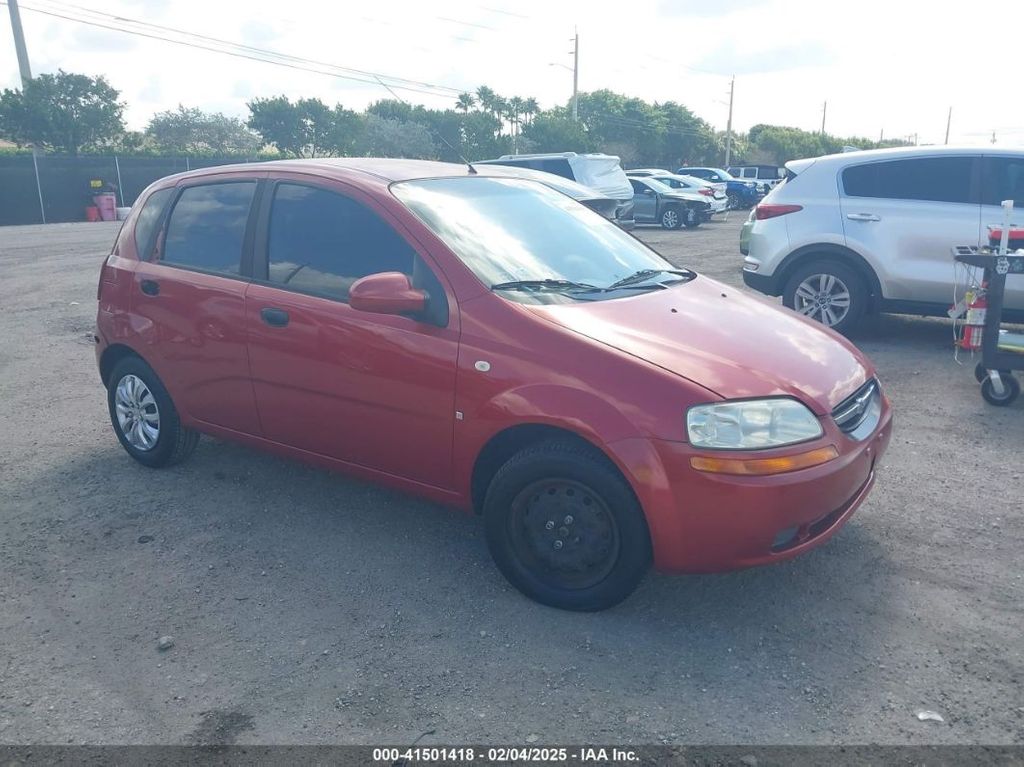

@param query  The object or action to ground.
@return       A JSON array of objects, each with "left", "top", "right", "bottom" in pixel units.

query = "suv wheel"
[
  {"left": 483, "top": 440, "right": 652, "bottom": 611},
  {"left": 107, "top": 356, "right": 199, "bottom": 468},
  {"left": 660, "top": 207, "right": 681, "bottom": 230},
  {"left": 783, "top": 259, "right": 867, "bottom": 334}
]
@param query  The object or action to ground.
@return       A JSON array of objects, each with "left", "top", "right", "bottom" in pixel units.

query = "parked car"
[
  {"left": 479, "top": 164, "right": 626, "bottom": 227},
  {"left": 740, "top": 146, "right": 1024, "bottom": 333},
  {"left": 96, "top": 158, "right": 891, "bottom": 611},
  {"left": 475, "top": 152, "right": 635, "bottom": 229},
  {"left": 645, "top": 173, "right": 729, "bottom": 214},
  {"left": 728, "top": 165, "right": 786, "bottom": 193},
  {"left": 678, "top": 166, "right": 761, "bottom": 209},
  {"left": 624, "top": 168, "right": 672, "bottom": 177},
  {"left": 629, "top": 177, "right": 711, "bottom": 228}
]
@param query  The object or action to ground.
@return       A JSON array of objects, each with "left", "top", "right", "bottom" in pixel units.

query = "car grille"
[{"left": 832, "top": 378, "right": 881, "bottom": 439}]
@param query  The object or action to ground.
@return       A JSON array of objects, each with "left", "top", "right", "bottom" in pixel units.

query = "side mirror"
[
  {"left": 643, "top": 188, "right": 654, "bottom": 196},
  {"left": 349, "top": 272, "right": 426, "bottom": 316}
]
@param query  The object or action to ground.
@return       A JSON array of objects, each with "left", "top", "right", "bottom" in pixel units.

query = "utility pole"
[
  {"left": 820, "top": 100, "right": 827, "bottom": 135},
  {"left": 879, "top": 128, "right": 884, "bottom": 142},
  {"left": 570, "top": 30, "right": 579, "bottom": 122},
  {"left": 724, "top": 75, "right": 735, "bottom": 167},
  {"left": 8, "top": 0, "right": 33, "bottom": 85},
  {"left": 944, "top": 106, "right": 952, "bottom": 145}
]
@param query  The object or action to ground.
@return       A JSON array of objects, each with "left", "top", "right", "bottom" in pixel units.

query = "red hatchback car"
[{"left": 95, "top": 159, "right": 892, "bottom": 611}]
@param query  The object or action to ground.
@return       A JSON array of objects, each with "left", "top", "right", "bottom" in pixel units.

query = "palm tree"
[
  {"left": 508, "top": 97, "right": 525, "bottom": 139},
  {"left": 456, "top": 92, "right": 476, "bottom": 113},
  {"left": 475, "top": 86, "right": 496, "bottom": 115},
  {"left": 522, "top": 97, "right": 539, "bottom": 126}
]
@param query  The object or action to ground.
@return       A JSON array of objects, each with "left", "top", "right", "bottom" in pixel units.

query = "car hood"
[{"left": 527, "top": 276, "right": 871, "bottom": 414}]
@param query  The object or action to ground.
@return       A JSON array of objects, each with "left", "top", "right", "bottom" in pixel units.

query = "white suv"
[{"left": 741, "top": 146, "right": 1024, "bottom": 333}]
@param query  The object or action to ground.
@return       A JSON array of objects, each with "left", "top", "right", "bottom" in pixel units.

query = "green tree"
[
  {"left": 146, "top": 105, "right": 260, "bottom": 154},
  {"left": 0, "top": 70, "right": 124, "bottom": 153},
  {"left": 247, "top": 96, "right": 337, "bottom": 157},
  {"left": 456, "top": 92, "right": 476, "bottom": 113},
  {"left": 521, "top": 109, "right": 592, "bottom": 154},
  {"left": 357, "top": 114, "right": 436, "bottom": 159}
]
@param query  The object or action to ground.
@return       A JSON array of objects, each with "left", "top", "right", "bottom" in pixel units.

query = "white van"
[{"left": 476, "top": 152, "right": 635, "bottom": 228}]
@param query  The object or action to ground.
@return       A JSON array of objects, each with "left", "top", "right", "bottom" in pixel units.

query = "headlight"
[
  {"left": 687, "top": 398, "right": 823, "bottom": 449},
  {"left": 744, "top": 181, "right": 756, "bottom": 188}
]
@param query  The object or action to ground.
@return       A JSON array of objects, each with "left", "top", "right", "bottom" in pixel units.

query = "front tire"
[
  {"left": 107, "top": 356, "right": 199, "bottom": 468},
  {"left": 483, "top": 441, "right": 651, "bottom": 611},
  {"left": 783, "top": 259, "right": 868, "bottom": 334},
  {"left": 660, "top": 207, "right": 682, "bottom": 230}
]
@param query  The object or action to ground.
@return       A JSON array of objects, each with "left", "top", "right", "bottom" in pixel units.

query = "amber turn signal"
[{"left": 690, "top": 445, "right": 839, "bottom": 476}]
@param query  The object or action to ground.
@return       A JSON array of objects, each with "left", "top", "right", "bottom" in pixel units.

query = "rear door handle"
[
  {"left": 260, "top": 307, "right": 290, "bottom": 327},
  {"left": 140, "top": 279, "right": 160, "bottom": 296},
  {"left": 846, "top": 213, "right": 881, "bottom": 222}
]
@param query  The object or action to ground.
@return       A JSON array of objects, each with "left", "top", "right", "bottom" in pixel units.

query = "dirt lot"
[{"left": 0, "top": 216, "right": 1021, "bottom": 746}]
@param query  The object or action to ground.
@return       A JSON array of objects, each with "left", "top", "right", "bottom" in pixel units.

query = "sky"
[{"left": 3, "top": 0, "right": 1024, "bottom": 147}]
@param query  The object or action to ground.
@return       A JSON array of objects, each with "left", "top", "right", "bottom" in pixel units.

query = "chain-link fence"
[{"left": 0, "top": 154, "right": 259, "bottom": 226}]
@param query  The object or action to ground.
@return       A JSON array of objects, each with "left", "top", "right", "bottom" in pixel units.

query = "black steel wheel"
[
  {"left": 981, "top": 374, "right": 1020, "bottom": 407},
  {"left": 483, "top": 440, "right": 651, "bottom": 611}
]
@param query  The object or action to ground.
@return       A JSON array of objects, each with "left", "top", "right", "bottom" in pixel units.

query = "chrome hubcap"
[
  {"left": 663, "top": 210, "right": 678, "bottom": 227},
  {"left": 114, "top": 374, "right": 160, "bottom": 451},
  {"left": 794, "top": 273, "right": 851, "bottom": 327}
]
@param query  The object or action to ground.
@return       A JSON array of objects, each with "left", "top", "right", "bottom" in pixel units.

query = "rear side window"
[
  {"left": 532, "top": 158, "right": 574, "bottom": 180},
  {"left": 842, "top": 158, "right": 974, "bottom": 204},
  {"left": 629, "top": 179, "right": 647, "bottom": 193},
  {"left": 981, "top": 156, "right": 1024, "bottom": 207},
  {"left": 266, "top": 183, "right": 416, "bottom": 302},
  {"left": 133, "top": 188, "right": 172, "bottom": 258},
  {"left": 162, "top": 182, "right": 256, "bottom": 273}
]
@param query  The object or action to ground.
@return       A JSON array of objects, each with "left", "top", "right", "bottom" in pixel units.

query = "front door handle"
[
  {"left": 846, "top": 213, "right": 881, "bottom": 222},
  {"left": 260, "top": 307, "right": 290, "bottom": 327},
  {"left": 140, "top": 279, "right": 160, "bottom": 296}
]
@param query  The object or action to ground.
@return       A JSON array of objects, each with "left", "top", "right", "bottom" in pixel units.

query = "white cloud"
[{"left": 0, "top": 0, "right": 1020, "bottom": 147}]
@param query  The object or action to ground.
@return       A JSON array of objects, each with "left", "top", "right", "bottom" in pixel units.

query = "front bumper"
[{"left": 607, "top": 400, "right": 892, "bottom": 573}]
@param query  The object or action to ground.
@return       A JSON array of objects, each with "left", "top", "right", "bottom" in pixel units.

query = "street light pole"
[
  {"left": 571, "top": 30, "right": 579, "bottom": 122},
  {"left": 724, "top": 75, "right": 735, "bottom": 167},
  {"left": 8, "top": 0, "right": 33, "bottom": 85}
]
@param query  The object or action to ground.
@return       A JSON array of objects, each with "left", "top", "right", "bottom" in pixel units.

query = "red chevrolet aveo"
[{"left": 96, "top": 159, "right": 892, "bottom": 611}]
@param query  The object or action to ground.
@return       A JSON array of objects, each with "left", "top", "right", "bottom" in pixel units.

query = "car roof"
[
  {"left": 795, "top": 144, "right": 1024, "bottom": 169},
  {"left": 148, "top": 157, "right": 584, "bottom": 189}
]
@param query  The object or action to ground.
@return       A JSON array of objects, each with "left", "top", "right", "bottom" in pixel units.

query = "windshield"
[{"left": 392, "top": 177, "right": 683, "bottom": 303}]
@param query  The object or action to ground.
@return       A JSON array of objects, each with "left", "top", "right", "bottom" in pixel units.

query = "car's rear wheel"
[
  {"left": 483, "top": 441, "right": 651, "bottom": 611},
  {"left": 107, "top": 356, "right": 199, "bottom": 468},
  {"left": 660, "top": 207, "right": 682, "bottom": 230},
  {"left": 783, "top": 259, "right": 867, "bottom": 334},
  {"left": 682, "top": 207, "right": 701, "bottom": 229}
]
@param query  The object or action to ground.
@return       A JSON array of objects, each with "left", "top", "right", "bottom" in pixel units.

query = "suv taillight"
[{"left": 754, "top": 203, "right": 802, "bottom": 220}]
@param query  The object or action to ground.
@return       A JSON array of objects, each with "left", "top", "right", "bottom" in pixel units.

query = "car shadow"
[{"left": 10, "top": 437, "right": 899, "bottom": 741}]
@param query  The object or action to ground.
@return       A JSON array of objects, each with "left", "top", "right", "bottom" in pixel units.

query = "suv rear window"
[
  {"left": 842, "top": 158, "right": 974, "bottom": 204},
  {"left": 162, "top": 182, "right": 256, "bottom": 274},
  {"left": 981, "top": 156, "right": 1024, "bottom": 208}
]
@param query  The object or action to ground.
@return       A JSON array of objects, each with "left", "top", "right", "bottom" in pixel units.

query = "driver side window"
[{"left": 266, "top": 183, "right": 415, "bottom": 302}]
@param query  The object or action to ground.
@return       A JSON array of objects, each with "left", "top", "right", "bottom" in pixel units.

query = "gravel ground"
[{"left": 0, "top": 216, "right": 1021, "bottom": 746}]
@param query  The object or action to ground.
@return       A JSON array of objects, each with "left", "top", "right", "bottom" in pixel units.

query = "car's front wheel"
[
  {"left": 783, "top": 259, "right": 868, "bottom": 334},
  {"left": 107, "top": 356, "right": 199, "bottom": 468},
  {"left": 483, "top": 441, "right": 652, "bottom": 611},
  {"left": 660, "top": 207, "right": 682, "bottom": 230}
]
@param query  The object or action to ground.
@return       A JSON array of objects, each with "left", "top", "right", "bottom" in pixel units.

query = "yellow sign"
[{"left": 90, "top": 179, "right": 103, "bottom": 188}]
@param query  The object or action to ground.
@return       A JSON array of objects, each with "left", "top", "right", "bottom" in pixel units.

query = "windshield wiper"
[
  {"left": 607, "top": 268, "right": 693, "bottom": 290},
  {"left": 490, "top": 278, "right": 601, "bottom": 292}
]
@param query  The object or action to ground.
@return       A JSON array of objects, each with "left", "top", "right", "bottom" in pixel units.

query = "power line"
[{"left": 7, "top": 0, "right": 467, "bottom": 100}]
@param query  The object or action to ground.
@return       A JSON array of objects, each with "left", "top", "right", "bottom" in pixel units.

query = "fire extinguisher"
[{"left": 959, "top": 287, "right": 987, "bottom": 350}]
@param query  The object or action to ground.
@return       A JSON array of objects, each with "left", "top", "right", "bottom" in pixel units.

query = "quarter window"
[
  {"left": 265, "top": 183, "right": 416, "bottom": 303},
  {"left": 981, "top": 157, "right": 1024, "bottom": 208},
  {"left": 162, "top": 182, "right": 256, "bottom": 273},
  {"left": 842, "top": 158, "right": 974, "bottom": 204},
  {"left": 133, "top": 187, "right": 172, "bottom": 259}
]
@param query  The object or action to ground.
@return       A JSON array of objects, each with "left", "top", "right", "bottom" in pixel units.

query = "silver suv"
[{"left": 741, "top": 146, "right": 1024, "bottom": 333}]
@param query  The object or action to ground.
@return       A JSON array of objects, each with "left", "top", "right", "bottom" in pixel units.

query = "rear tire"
[
  {"left": 783, "top": 259, "right": 868, "bottom": 335},
  {"left": 107, "top": 356, "right": 199, "bottom": 468},
  {"left": 483, "top": 440, "right": 651, "bottom": 611},
  {"left": 660, "top": 207, "right": 682, "bottom": 230}
]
